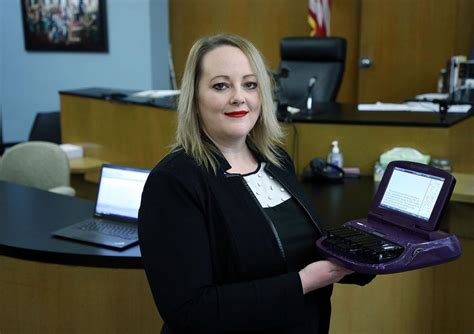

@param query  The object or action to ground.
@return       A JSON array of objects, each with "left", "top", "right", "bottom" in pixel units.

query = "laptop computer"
[
  {"left": 52, "top": 164, "right": 150, "bottom": 249},
  {"left": 316, "top": 160, "right": 462, "bottom": 274}
]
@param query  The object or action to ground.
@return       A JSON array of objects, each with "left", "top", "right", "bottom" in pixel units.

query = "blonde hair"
[{"left": 173, "top": 34, "right": 285, "bottom": 172}]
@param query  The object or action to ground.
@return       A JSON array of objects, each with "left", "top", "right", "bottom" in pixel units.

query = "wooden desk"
[
  {"left": 60, "top": 89, "right": 472, "bottom": 180},
  {"left": 1, "top": 179, "right": 472, "bottom": 334},
  {"left": 0, "top": 181, "right": 163, "bottom": 333},
  {"left": 280, "top": 103, "right": 473, "bottom": 175},
  {"left": 58, "top": 88, "right": 473, "bottom": 331},
  {"left": 69, "top": 157, "right": 107, "bottom": 199},
  {"left": 69, "top": 156, "right": 106, "bottom": 174},
  {"left": 60, "top": 88, "right": 177, "bottom": 170},
  {"left": 60, "top": 88, "right": 176, "bottom": 198},
  {"left": 452, "top": 172, "right": 474, "bottom": 204}
]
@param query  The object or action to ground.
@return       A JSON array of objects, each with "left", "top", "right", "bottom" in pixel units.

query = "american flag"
[{"left": 308, "top": 0, "right": 332, "bottom": 37}]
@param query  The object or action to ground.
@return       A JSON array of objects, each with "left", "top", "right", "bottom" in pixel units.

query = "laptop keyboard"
[
  {"left": 322, "top": 226, "right": 404, "bottom": 263},
  {"left": 79, "top": 220, "right": 137, "bottom": 240}
]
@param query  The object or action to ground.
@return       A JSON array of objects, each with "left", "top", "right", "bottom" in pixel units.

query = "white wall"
[{"left": 0, "top": 0, "right": 170, "bottom": 143}]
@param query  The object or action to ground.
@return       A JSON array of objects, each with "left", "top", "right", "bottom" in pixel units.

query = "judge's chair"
[
  {"left": 0, "top": 141, "right": 75, "bottom": 196},
  {"left": 277, "top": 37, "right": 347, "bottom": 108}
]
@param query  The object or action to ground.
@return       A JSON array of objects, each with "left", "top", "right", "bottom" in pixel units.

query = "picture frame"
[{"left": 20, "top": 0, "right": 108, "bottom": 52}]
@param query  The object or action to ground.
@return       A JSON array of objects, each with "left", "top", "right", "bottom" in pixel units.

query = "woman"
[{"left": 138, "top": 34, "right": 373, "bottom": 334}]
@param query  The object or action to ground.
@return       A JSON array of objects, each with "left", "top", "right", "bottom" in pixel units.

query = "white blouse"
[{"left": 243, "top": 162, "right": 291, "bottom": 208}]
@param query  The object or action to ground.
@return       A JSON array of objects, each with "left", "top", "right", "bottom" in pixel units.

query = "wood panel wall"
[
  {"left": 169, "top": 0, "right": 473, "bottom": 104},
  {"left": 0, "top": 256, "right": 163, "bottom": 333},
  {"left": 169, "top": 0, "right": 360, "bottom": 103},
  {"left": 357, "top": 0, "right": 474, "bottom": 102},
  {"left": 455, "top": 0, "right": 474, "bottom": 55}
]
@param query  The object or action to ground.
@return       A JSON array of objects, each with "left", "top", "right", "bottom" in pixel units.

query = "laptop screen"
[
  {"left": 95, "top": 165, "right": 150, "bottom": 221},
  {"left": 379, "top": 166, "right": 445, "bottom": 221}
]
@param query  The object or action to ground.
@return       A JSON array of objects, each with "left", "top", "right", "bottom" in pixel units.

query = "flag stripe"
[{"left": 308, "top": 0, "right": 331, "bottom": 37}]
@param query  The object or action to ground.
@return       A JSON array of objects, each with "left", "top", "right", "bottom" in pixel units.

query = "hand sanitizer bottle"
[{"left": 328, "top": 140, "right": 343, "bottom": 168}]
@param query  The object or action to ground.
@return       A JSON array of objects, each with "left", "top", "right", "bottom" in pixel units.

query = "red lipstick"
[{"left": 225, "top": 111, "right": 248, "bottom": 118}]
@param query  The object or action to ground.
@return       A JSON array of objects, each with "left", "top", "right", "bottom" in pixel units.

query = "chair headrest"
[{"left": 280, "top": 37, "right": 346, "bottom": 62}]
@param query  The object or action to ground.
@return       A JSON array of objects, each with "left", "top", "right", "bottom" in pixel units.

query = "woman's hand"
[{"left": 299, "top": 260, "right": 354, "bottom": 294}]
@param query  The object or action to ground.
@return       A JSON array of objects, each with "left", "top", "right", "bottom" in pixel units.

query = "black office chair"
[
  {"left": 277, "top": 37, "right": 347, "bottom": 107},
  {"left": 29, "top": 111, "right": 62, "bottom": 144}
]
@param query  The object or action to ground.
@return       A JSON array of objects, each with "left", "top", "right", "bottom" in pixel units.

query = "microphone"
[
  {"left": 307, "top": 77, "right": 317, "bottom": 111},
  {"left": 272, "top": 67, "right": 290, "bottom": 81},
  {"left": 279, "top": 67, "right": 290, "bottom": 79},
  {"left": 273, "top": 67, "right": 291, "bottom": 121}
]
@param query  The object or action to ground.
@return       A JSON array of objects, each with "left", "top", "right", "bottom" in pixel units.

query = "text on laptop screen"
[
  {"left": 95, "top": 167, "right": 149, "bottom": 219},
  {"left": 379, "top": 167, "right": 444, "bottom": 221}
]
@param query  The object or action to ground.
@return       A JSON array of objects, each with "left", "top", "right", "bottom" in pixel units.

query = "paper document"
[
  {"left": 445, "top": 105, "right": 472, "bottom": 113},
  {"left": 358, "top": 102, "right": 471, "bottom": 113},
  {"left": 358, "top": 103, "right": 411, "bottom": 111},
  {"left": 415, "top": 93, "right": 449, "bottom": 101},
  {"left": 132, "top": 90, "right": 180, "bottom": 98}
]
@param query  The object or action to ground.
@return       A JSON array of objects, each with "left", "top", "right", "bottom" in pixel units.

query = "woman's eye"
[
  {"left": 244, "top": 82, "right": 258, "bottom": 90},
  {"left": 212, "top": 83, "right": 228, "bottom": 91}
]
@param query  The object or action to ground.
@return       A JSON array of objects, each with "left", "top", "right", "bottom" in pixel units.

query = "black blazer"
[{"left": 138, "top": 148, "right": 372, "bottom": 334}]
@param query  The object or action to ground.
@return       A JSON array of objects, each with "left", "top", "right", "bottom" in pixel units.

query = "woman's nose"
[
  {"left": 230, "top": 97, "right": 245, "bottom": 105},
  {"left": 230, "top": 89, "right": 245, "bottom": 106}
]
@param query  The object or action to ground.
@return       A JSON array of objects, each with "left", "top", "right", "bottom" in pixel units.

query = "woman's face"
[{"left": 197, "top": 45, "right": 261, "bottom": 146}]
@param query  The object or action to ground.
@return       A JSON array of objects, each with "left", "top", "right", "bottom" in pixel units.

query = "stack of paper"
[
  {"left": 60, "top": 144, "right": 83, "bottom": 159},
  {"left": 415, "top": 93, "right": 449, "bottom": 101},
  {"left": 132, "top": 90, "right": 180, "bottom": 98},
  {"left": 358, "top": 102, "right": 471, "bottom": 113}
]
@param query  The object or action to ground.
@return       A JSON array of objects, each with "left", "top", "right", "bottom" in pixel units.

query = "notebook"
[
  {"left": 52, "top": 164, "right": 150, "bottom": 249},
  {"left": 316, "top": 160, "right": 461, "bottom": 274}
]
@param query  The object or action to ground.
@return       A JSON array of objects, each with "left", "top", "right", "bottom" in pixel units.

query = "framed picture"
[{"left": 20, "top": 0, "right": 108, "bottom": 52}]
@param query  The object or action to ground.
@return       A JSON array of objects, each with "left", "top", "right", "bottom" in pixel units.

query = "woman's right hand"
[{"left": 299, "top": 260, "right": 354, "bottom": 294}]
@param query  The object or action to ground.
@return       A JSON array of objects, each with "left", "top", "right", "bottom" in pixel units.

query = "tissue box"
[
  {"left": 379, "top": 147, "right": 430, "bottom": 167},
  {"left": 60, "top": 144, "right": 84, "bottom": 159},
  {"left": 374, "top": 162, "right": 386, "bottom": 182}
]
